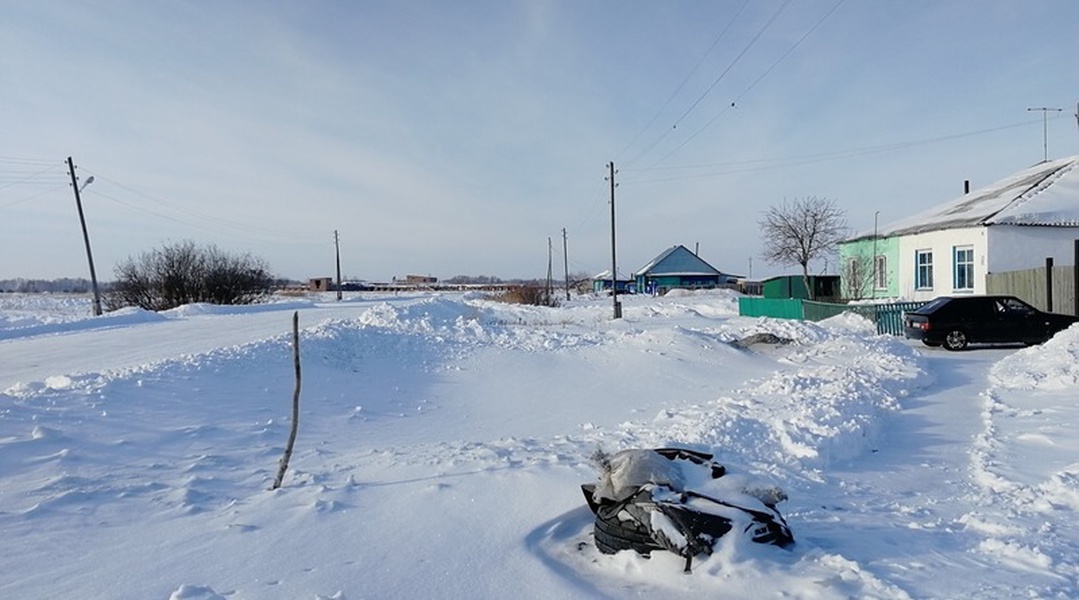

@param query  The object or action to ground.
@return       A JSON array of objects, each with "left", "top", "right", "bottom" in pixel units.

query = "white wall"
[
  {"left": 891, "top": 225, "right": 1079, "bottom": 300},
  {"left": 897, "top": 227, "right": 986, "bottom": 301},
  {"left": 985, "top": 226, "right": 1079, "bottom": 272}
]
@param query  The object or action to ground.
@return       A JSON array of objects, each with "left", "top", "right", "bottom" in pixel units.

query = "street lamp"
[
  {"left": 871, "top": 211, "right": 880, "bottom": 300},
  {"left": 67, "top": 157, "right": 102, "bottom": 316}
]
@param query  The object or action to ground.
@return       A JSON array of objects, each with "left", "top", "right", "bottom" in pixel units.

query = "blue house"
[
  {"left": 591, "top": 269, "right": 635, "bottom": 294},
  {"left": 634, "top": 245, "right": 740, "bottom": 295}
]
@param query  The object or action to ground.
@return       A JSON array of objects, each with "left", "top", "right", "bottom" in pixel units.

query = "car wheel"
[{"left": 943, "top": 329, "right": 968, "bottom": 351}]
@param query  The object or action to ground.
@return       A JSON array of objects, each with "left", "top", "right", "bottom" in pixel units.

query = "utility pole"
[
  {"left": 67, "top": 156, "right": 102, "bottom": 316},
  {"left": 1028, "top": 107, "right": 1062, "bottom": 162},
  {"left": 334, "top": 230, "right": 342, "bottom": 301},
  {"left": 546, "top": 236, "right": 553, "bottom": 306},
  {"left": 607, "top": 161, "right": 621, "bottom": 319},
  {"left": 562, "top": 227, "right": 570, "bottom": 301}
]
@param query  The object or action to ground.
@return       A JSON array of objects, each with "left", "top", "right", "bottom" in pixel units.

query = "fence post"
[
  {"left": 1074, "top": 240, "right": 1079, "bottom": 316},
  {"left": 1046, "top": 257, "right": 1054, "bottom": 312}
]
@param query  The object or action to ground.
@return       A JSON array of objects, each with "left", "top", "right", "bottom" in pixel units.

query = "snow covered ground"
[{"left": 2, "top": 289, "right": 1077, "bottom": 599}]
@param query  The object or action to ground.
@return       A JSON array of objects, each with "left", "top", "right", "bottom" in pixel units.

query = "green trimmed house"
[{"left": 840, "top": 156, "right": 1079, "bottom": 301}]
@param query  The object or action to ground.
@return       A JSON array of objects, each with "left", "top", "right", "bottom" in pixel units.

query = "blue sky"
[{"left": 3, "top": 1, "right": 1078, "bottom": 283}]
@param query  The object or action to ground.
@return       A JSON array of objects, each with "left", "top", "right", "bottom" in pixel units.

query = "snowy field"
[{"left": 2, "top": 289, "right": 1078, "bottom": 599}]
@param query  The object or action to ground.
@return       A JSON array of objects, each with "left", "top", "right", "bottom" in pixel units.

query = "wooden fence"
[{"left": 986, "top": 265, "right": 1076, "bottom": 315}]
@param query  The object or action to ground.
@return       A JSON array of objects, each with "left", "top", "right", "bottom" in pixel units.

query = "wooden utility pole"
[
  {"left": 546, "top": 236, "right": 553, "bottom": 305},
  {"left": 67, "top": 156, "right": 102, "bottom": 316},
  {"left": 334, "top": 230, "right": 342, "bottom": 301},
  {"left": 562, "top": 227, "right": 570, "bottom": 301},
  {"left": 608, "top": 161, "right": 621, "bottom": 319}
]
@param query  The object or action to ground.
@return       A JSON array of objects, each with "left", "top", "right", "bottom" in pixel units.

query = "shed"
[{"left": 762, "top": 275, "right": 840, "bottom": 300}]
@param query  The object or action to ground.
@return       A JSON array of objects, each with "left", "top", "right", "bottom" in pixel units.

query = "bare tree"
[
  {"left": 106, "top": 240, "right": 275, "bottom": 311},
  {"left": 758, "top": 197, "right": 847, "bottom": 300},
  {"left": 841, "top": 253, "right": 875, "bottom": 301}
]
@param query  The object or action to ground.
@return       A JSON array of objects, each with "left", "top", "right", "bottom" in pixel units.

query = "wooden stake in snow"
[{"left": 271, "top": 311, "right": 302, "bottom": 490}]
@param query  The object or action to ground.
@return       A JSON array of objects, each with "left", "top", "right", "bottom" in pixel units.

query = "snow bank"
[{"left": 1, "top": 291, "right": 1044, "bottom": 599}]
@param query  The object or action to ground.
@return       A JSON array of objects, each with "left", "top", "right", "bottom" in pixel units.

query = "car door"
[
  {"left": 962, "top": 297, "right": 1004, "bottom": 342},
  {"left": 997, "top": 297, "right": 1044, "bottom": 343}
]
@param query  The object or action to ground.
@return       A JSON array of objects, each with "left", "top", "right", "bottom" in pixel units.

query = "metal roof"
[
  {"left": 634, "top": 245, "right": 723, "bottom": 277},
  {"left": 847, "top": 155, "right": 1079, "bottom": 242}
]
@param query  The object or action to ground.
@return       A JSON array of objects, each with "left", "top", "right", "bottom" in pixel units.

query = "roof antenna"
[{"left": 1027, "top": 107, "right": 1062, "bottom": 162}]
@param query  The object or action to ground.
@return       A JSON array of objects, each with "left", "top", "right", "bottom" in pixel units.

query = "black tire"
[
  {"left": 593, "top": 506, "right": 659, "bottom": 555},
  {"left": 943, "top": 329, "right": 968, "bottom": 351}
]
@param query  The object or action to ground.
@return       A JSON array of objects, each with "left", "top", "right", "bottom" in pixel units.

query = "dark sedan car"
[{"left": 904, "top": 295, "right": 1079, "bottom": 350}]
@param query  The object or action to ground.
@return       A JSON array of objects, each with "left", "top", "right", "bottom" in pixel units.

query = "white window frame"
[
  {"left": 874, "top": 255, "right": 887, "bottom": 290},
  {"left": 954, "top": 246, "right": 974, "bottom": 291},
  {"left": 915, "top": 250, "right": 933, "bottom": 290}
]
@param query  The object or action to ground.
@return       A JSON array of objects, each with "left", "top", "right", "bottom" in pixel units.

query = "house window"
[
  {"left": 954, "top": 246, "right": 974, "bottom": 290},
  {"left": 915, "top": 250, "right": 933, "bottom": 290},
  {"left": 874, "top": 255, "right": 887, "bottom": 290}
]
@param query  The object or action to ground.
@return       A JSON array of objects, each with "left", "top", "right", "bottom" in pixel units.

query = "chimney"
[{"left": 964, "top": 180, "right": 970, "bottom": 194}]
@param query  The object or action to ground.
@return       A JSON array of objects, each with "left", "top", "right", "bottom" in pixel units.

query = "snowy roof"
[
  {"left": 634, "top": 245, "right": 723, "bottom": 277},
  {"left": 591, "top": 268, "right": 631, "bottom": 281},
  {"left": 848, "top": 155, "right": 1079, "bottom": 241}
]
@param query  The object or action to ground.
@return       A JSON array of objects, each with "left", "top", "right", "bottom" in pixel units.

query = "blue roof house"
[{"left": 634, "top": 245, "right": 740, "bottom": 295}]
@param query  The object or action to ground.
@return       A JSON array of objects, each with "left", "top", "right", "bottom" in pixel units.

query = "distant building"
[
  {"left": 591, "top": 269, "right": 634, "bottom": 294},
  {"left": 405, "top": 275, "right": 437, "bottom": 285},
  {"left": 308, "top": 277, "right": 333, "bottom": 291},
  {"left": 633, "top": 245, "right": 741, "bottom": 295}
]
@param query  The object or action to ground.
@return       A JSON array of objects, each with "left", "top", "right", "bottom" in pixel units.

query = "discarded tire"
[
  {"left": 591, "top": 492, "right": 662, "bottom": 555},
  {"left": 582, "top": 447, "right": 793, "bottom": 571}
]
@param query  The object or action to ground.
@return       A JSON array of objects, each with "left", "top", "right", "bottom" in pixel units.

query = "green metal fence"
[
  {"left": 738, "top": 297, "right": 804, "bottom": 319},
  {"left": 871, "top": 301, "right": 927, "bottom": 335},
  {"left": 738, "top": 298, "right": 927, "bottom": 336}
]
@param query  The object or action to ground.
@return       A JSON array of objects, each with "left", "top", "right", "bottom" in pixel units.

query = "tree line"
[{"left": 8, "top": 196, "right": 849, "bottom": 309}]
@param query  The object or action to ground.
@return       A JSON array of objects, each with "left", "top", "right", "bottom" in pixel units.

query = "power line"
[
  {"left": 81, "top": 170, "right": 317, "bottom": 244},
  {"left": 670, "top": 0, "right": 793, "bottom": 131},
  {"left": 651, "top": 0, "right": 844, "bottom": 167},
  {"left": 0, "top": 156, "right": 58, "bottom": 166},
  {"left": 0, "top": 162, "right": 65, "bottom": 192},
  {"left": 623, "top": 117, "right": 1043, "bottom": 184},
  {"left": 86, "top": 187, "right": 319, "bottom": 245},
  {"left": 0, "top": 183, "right": 68, "bottom": 209},
  {"left": 626, "top": 0, "right": 793, "bottom": 168},
  {"left": 614, "top": 0, "right": 751, "bottom": 163}
]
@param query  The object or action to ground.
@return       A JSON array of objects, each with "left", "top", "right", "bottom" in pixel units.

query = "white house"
[{"left": 840, "top": 155, "right": 1079, "bottom": 301}]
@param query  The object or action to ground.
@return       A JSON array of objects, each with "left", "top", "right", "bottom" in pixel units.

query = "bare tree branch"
[{"left": 758, "top": 196, "right": 847, "bottom": 300}]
